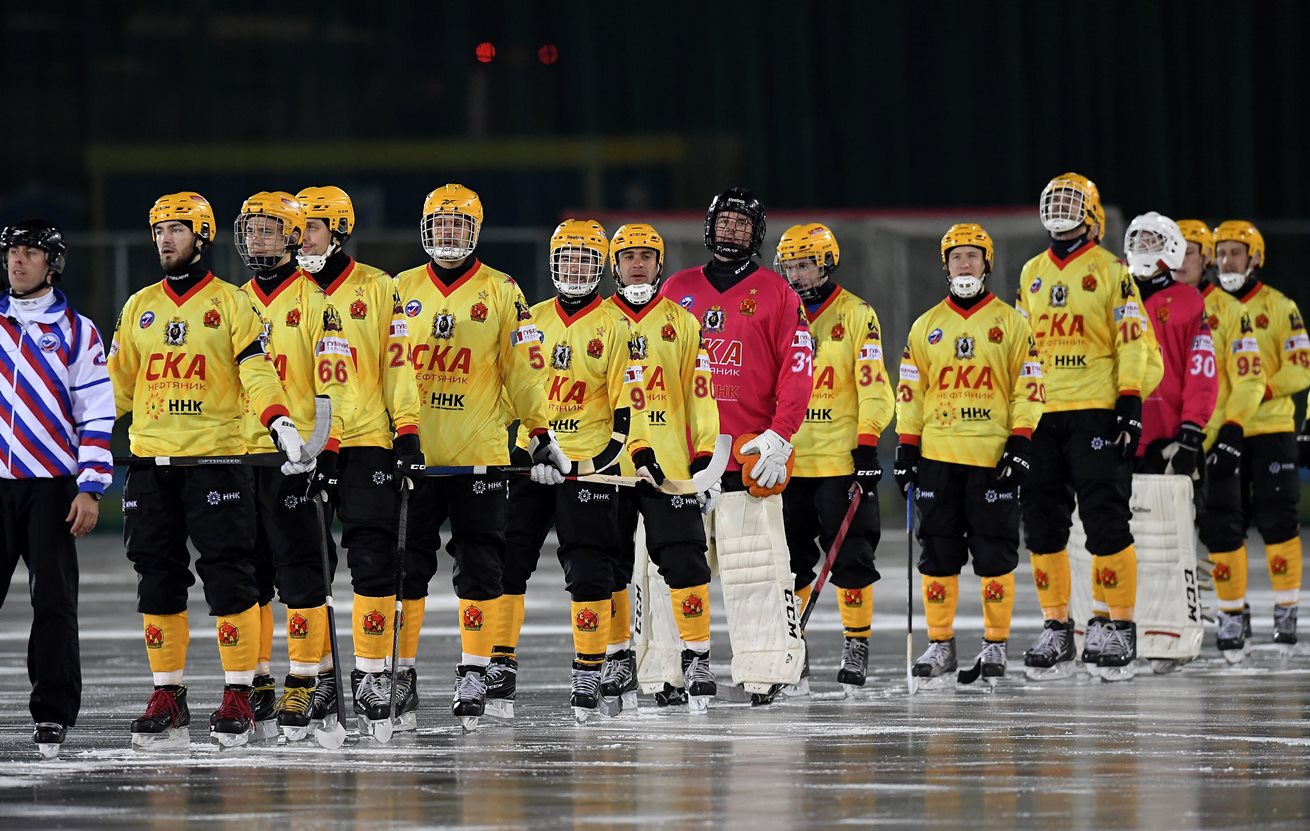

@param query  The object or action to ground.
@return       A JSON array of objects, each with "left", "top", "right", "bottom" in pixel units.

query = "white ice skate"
[{"left": 912, "top": 638, "right": 958, "bottom": 691}]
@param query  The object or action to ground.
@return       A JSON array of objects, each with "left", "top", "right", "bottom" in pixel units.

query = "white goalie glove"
[
  {"left": 528, "top": 430, "right": 569, "bottom": 485},
  {"left": 739, "top": 429, "right": 793, "bottom": 490},
  {"left": 269, "top": 416, "right": 316, "bottom": 476}
]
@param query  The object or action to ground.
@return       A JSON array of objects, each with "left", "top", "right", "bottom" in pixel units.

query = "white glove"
[
  {"left": 697, "top": 479, "right": 721, "bottom": 515},
  {"left": 528, "top": 430, "right": 568, "bottom": 486},
  {"left": 739, "top": 429, "right": 793, "bottom": 490},
  {"left": 270, "top": 416, "right": 316, "bottom": 476}
]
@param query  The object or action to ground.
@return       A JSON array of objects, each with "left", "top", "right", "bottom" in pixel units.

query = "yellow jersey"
[
  {"left": 1230, "top": 281, "right": 1310, "bottom": 436},
  {"left": 1199, "top": 283, "right": 1264, "bottom": 447}
]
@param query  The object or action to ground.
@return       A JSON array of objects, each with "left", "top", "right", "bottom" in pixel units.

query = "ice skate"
[
  {"left": 351, "top": 669, "right": 394, "bottom": 743},
  {"left": 781, "top": 648, "right": 811, "bottom": 698},
  {"left": 1080, "top": 616, "right": 1110, "bottom": 677},
  {"left": 959, "top": 640, "right": 1006, "bottom": 687},
  {"left": 249, "top": 674, "right": 279, "bottom": 741},
  {"left": 1274, "top": 605, "right": 1298, "bottom": 657},
  {"left": 484, "top": 656, "right": 517, "bottom": 720},
  {"left": 912, "top": 638, "right": 957, "bottom": 689},
  {"left": 838, "top": 637, "right": 870, "bottom": 695},
  {"left": 1097, "top": 620, "right": 1137, "bottom": 682},
  {"left": 570, "top": 661, "right": 602, "bottom": 724},
  {"left": 1216, "top": 609, "right": 1248, "bottom": 664},
  {"left": 210, "top": 684, "right": 256, "bottom": 749},
  {"left": 1023, "top": 619, "right": 1075, "bottom": 680},
  {"left": 130, "top": 685, "right": 190, "bottom": 751},
  {"left": 598, "top": 649, "right": 639, "bottom": 717},
  {"left": 307, "top": 669, "right": 344, "bottom": 740},
  {"left": 749, "top": 683, "right": 785, "bottom": 706},
  {"left": 33, "top": 722, "right": 66, "bottom": 760},
  {"left": 451, "top": 664, "right": 487, "bottom": 733},
  {"left": 275, "top": 675, "right": 316, "bottom": 742},
  {"left": 653, "top": 682, "right": 687, "bottom": 708},
  {"left": 390, "top": 667, "right": 419, "bottom": 732},
  {"left": 682, "top": 648, "right": 716, "bottom": 714}
]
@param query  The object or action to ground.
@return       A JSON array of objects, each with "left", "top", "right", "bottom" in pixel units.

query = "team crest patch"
[
  {"left": 1156, "top": 306, "right": 1171, "bottom": 324},
  {"left": 1292, "top": 312, "right": 1305, "bottom": 330},
  {"left": 1256, "top": 313, "right": 1269, "bottom": 329},
  {"left": 217, "top": 621, "right": 240, "bottom": 646},
  {"left": 661, "top": 323, "right": 677, "bottom": 341},
  {"left": 462, "top": 605, "right": 484, "bottom": 631},
  {"left": 350, "top": 299, "right": 367, "bottom": 319},
  {"left": 1240, "top": 314, "right": 1254, "bottom": 334},
  {"left": 139, "top": 311, "right": 155, "bottom": 329},
  {"left": 587, "top": 338, "right": 604, "bottom": 359},
  {"left": 955, "top": 335, "right": 975, "bottom": 360},
  {"left": 144, "top": 624, "right": 164, "bottom": 649},
  {"left": 1208, "top": 314, "right": 1220, "bottom": 331},
  {"left": 1033, "top": 569, "right": 1050, "bottom": 591},
  {"left": 1271, "top": 556, "right": 1289, "bottom": 575},
  {"left": 285, "top": 308, "right": 301, "bottom": 327},
  {"left": 1098, "top": 567, "right": 1118, "bottom": 589},
  {"left": 470, "top": 302, "right": 488, "bottom": 322},
  {"left": 575, "top": 607, "right": 600, "bottom": 632},
  {"left": 739, "top": 297, "right": 757, "bottom": 316},
  {"left": 163, "top": 318, "right": 187, "bottom": 346},
  {"left": 988, "top": 326, "right": 1003, "bottom": 344},
  {"left": 552, "top": 343, "right": 572, "bottom": 370},
  {"left": 405, "top": 299, "right": 422, "bottom": 318},
  {"left": 681, "top": 594, "right": 704, "bottom": 618},
  {"left": 431, "top": 310, "right": 455, "bottom": 339},
  {"left": 1212, "top": 562, "right": 1231, "bottom": 582},
  {"left": 203, "top": 309, "right": 221, "bottom": 328},
  {"left": 323, "top": 306, "right": 343, "bottom": 332},
  {"left": 361, "top": 610, "right": 386, "bottom": 635},
  {"left": 983, "top": 580, "right": 1005, "bottom": 602},
  {"left": 288, "top": 613, "right": 308, "bottom": 639},
  {"left": 702, "top": 306, "right": 725, "bottom": 333},
  {"left": 1082, "top": 275, "right": 1098, "bottom": 292},
  {"left": 514, "top": 299, "right": 532, "bottom": 321},
  {"left": 629, "top": 335, "right": 648, "bottom": 360},
  {"left": 841, "top": 588, "right": 863, "bottom": 608},
  {"left": 927, "top": 328, "right": 943, "bottom": 345},
  {"left": 830, "top": 322, "right": 846, "bottom": 341},
  {"left": 392, "top": 294, "right": 403, "bottom": 316},
  {"left": 1050, "top": 283, "right": 1068, "bottom": 307},
  {"left": 925, "top": 581, "right": 947, "bottom": 603},
  {"left": 1120, "top": 276, "right": 1134, "bottom": 299},
  {"left": 679, "top": 295, "right": 694, "bottom": 309}
]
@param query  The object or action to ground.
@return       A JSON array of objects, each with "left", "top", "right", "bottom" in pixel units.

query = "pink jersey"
[
  {"left": 1138, "top": 280, "right": 1218, "bottom": 453},
  {"left": 661, "top": 264, "right": 814, "bottom": 470}
]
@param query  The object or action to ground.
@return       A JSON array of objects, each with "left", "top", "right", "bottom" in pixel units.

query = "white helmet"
[{"left": 1124, "top": 211, "right": 1186, "bottom": 279}]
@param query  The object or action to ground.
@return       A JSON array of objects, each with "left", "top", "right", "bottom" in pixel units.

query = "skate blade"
[
  {"left": 460, "top": 716, "right": 480, "bottom": 733},
  {"left": 573, "top": 706, "right": 597, "bottom": 724},
  {"left": 1023, "top": 662, "right": 1075, "bottom": 682},
  {"left": 1097, "top": 664, "right": 1136, "bottom": 682},
  {"left": 1277, "top": 642, "right": 1298, "bottom": 659},
  {"left": 211, "top": 729, "right": 252, "bottom": 749},
  {"left": 131, "top": 729, "right": 189, "bottom": 752},
  {"left": 1150, "top": 659, "right": 1182, "bottom": 675},
  {"left": 36, "top": 743, "right": 61, "bottom": 760},
  {"left": 313, "top": 719, "right": 348, "bottom": 751},
  {"left": 483, "top": 699, "right": 515, "bottom": 720},
  {"left": 840, "top": 683, "right": 864, "bottom": 699},
  {"left": 654, "top": 692, "right": 687, "bottom": 707},
  {"left": 780, "top": 678, "right": 811, "bottom": 698},
  {"left": 361, "top": 717, "right": 394, "bottom": 744},
  {"left": 687, "top": 694, "right": 712, "bottom": 714},
  {"left": 1079, "top": 660, "right": 1101, "bottom": 678},
  {"left": 913, "top": 674, "right": 957, "bottom": 691},
  {"left": 253, "top": 719, "right": 279, "bottom": 741},
  {"left": 1221, "top": 649, "right": 1246, "bottom": 665},
  {"left": 391, "top": 711, "right": 417, "bottom": 733},
  {"left": 279, "top": 724, "right": 310, "bottom": 742}
]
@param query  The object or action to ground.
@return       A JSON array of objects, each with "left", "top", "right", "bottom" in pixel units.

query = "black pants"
[
  {"left": 403, "top": 474, "right": 507, "bottom": 602},
  {"left": 123, "top": 465, "right": 258, "bottom": 616},
  {"left": 782, "top": 475, "right": 880, "bottom": 589},
  {"left": 504, "top": 477, "right": 619, "bottom": 603},
  {"left": 1022, "top": 409, "right": 1133, "bottom": 556},
  {"left": 915, "top": 460, "right": 1020, "bottom": 577},
  {"left": 615, "top": 486, "right": 710, "bottom": 590},
  {"left": 323, "top": 446, "right": 400, "bottom": 597},
  {"left": 1238, "top": 432, "right": 1300, "bottom": 546},
  {"left": 0, "top": 477, "right": 81, "bottom": 727},
  {"left": 252, "top": 467, "right": 323, "bottom": 608}
]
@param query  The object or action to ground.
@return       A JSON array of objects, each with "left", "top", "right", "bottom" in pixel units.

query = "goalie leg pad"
[{"left": 632, "top": 514, "right": 685, "bottom": 694}]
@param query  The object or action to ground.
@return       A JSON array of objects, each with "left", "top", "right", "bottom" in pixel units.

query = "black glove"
[
  {"left": 306, "top": 449, "right": 339, "bottom": 501},
  {"left": 689, "top": 454, "right": 713, "bottom": 477},
  {"left": 632, "top": 448, "right": 666, "bottom": 486},
  {"left": 1208, "top": 423, "right": 1243, "bottom": 480},
  {"left": 851, "top": 444, "right": 882, "bottom": 493},
  {"left": 1169, "top": 422, "right": 1206, "bottom": 477},
  {"left": 1114, "top": 394, "right": 1143, "bottom": 460},
  {"left": 393, "top": 433, "right": 424, "bottom": 489},
  {"left": 893, "top": 442, "right": 920, "bottom": 497},
  {"left": 995, "top": 435, "right": 1031, "bottom": 486},
  {"left": 1298, "top": 420, "right": 1310, "bottom": 469}
]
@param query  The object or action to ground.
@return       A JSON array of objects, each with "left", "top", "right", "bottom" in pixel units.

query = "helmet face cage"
[
  {"left": 551, "top": 245, "right": 606, "bottom": 297},
  {"left": 235, "top": 213, "right": 296, "bottom": 272},
  {"left": 422, "top": 210, "right": 480, "bottom": 261},
  {"left": 1039, "top": 180, "right": 1091, "bottom": 234},
  {"left": 1125, "top": 213, "right": 1185, "bottom": 277},
  {"left": 704, "top": 189, "right": 766, "bottom": 258},
  {"left": 1, "top": 221, "right": 67, "bottom": 276},
  {"left": 775, "top": 252, "right": 826, "bottom": 301}
]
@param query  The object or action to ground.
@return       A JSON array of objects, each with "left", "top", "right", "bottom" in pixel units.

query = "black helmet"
[
  {"left": 704, "top": 188, "right": 766, "bottom": 259},
  {"left": 1, "top": 219, "right": 67, "bottom": 278}
]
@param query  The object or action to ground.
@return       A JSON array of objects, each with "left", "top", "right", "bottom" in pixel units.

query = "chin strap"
[{"left": 6, "top": 274, "right": 52, "bottom": 298}]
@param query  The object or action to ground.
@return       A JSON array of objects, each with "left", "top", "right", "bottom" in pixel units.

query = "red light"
[
  {"left": 538, "top": 43, "right": 558, "bottom": 65},
  {"left": 475, "top": 42, "right": 496, "bottom": 63}
]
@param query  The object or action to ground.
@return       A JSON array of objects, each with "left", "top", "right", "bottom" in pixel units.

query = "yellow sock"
[
  {"left": 286, "top": 606, "right": 327, "bottom": 675},
  {"left": 1030, "top": 550, "right": 1071, "bottom": 620},
  {"left": 572, "top": 599, "right": 610, "bottom": 663},
  {"left": 609, "top": 588, "right": 632, "bottom": 646},
  {"left": 981, "top": 573, "right": 1016, "bottom": 641},
  {"left": 493, "top": 593, "right": 526, "bottom": 659},
  {"left": 216, "top": 604, "right": 261, "bottom": 678},
  {"left": 398, "top": 597, "right": 426, "bottom": 662},
  {"left": 837, "top": 584, "right": 873, "bottom": 638},
  {"left": 352, "top": 593, "right": 395, "bottom": 668},
  {"left": 456, "top": 596, "right": 495, "bottom": 661},
  {"left": 1209, "top": 547, "right": 1249, "bottom": 612},
  {"left": 1097, "top": 545, "right": 1138, "bottom": 620},
  {"left": 319, "top": 617, "right": 335, "bottom": 671},
  {"left": 143, "top": 612, "right": 189, "bottom": 681},
  {"left": 796, "top": 583, "right": 813, "bottom": 614},
  {"left": 922, "top": 575, "right": 958, "bottom": 641},
  {"left": 257, "top": 602, "right": 273, "bottom": 671},
  {"left": 669, "top": 584, "right": 711, "bottom": 644},
  {"left": 1266, "top": 538, "right": 1303, "bottom": 604}
]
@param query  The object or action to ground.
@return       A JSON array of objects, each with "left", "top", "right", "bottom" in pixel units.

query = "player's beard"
[{"left": 160, "top": 238, "right": 201, "bottom": 277}]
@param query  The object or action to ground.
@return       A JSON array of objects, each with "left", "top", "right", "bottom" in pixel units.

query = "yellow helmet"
[
  {"left": 149, "top": 191, "right": 217, "bottom": 246},
  {"left": 421, "top": 183, "right": 484, "bottom": 260},
  {"left": 940, "top": 223, "right": 995, "bottom": 273},
  {"left": 609, "top": 223, "right": 665, "bottom": 304},
  {"left": 1039, "top": 172, "right": 1106, "bottom": 240},
  {"left": 549, "top": 219, "right": 609, "bottom": 298},
  {"left": 775, "top": 223, "right": 840, "bottom": 301},
  {"left": 235, "top": 191, "right": 305, "bottom": 272},
  {"left": 1214, "top": 220, "right": 1266, "bottom": 270},
  {"left": 1176, "top": 219, "right": 1214, "bottom": 266},
  {"left": 296, "top": 185, "right": 355, "bottom": 238}
]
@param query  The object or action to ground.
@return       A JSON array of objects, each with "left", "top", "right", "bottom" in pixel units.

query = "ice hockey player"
[
  {"left": 894, "top": 223, "right": 1043, "bottom": 686},
  {"left": 1173, "top": 219, "right": 1264, "bottom": 660},
  {"left": 394, "top": 184, "right": 560, "bottom": 730},
  {"left": 1015, "top": 173, "right": 1154, "bottom": 680},
  {"left": 234, "top": 191, "right": 356, "bottom": 741},
  {"left": 501, "top": 219, "right": 633, "bottom": 723},
  {"left": 606, "top": 222, "right": 721, "bottom": 712},
  {"left": 294, "top": 185, "right": 423, "bottom": 738},
  {"left": 660, "top": 188, "right": 814, "bottom": 705},
  {"left": 1212, "top": 221, "right": 1310, "bottom": 651},
  {"left": 110, "top": 192, "right": 316, "bottom": 749},
  {"left": 0, "top": 220, "right": 114, "bottom": 758},
  {"left": 774, "top": 223, "right": 892, "bottom": 694}
]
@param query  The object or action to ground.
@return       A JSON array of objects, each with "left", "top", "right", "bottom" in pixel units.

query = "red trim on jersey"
[
  {"left": 945, "top": 293, "right": 996, "bottom": 319},
  {"left": 322, "top": 257, "right": 357, "bottom": 296},
  {"left": 857, "top": 433, "right": 878, "bottom": 447},
  {"left": 396, "top": 424, "right": 419, "bottom": 436},
  {"left": 899, "top": 434, "right": 921, "bottom": 447},
  {"left": 1011, "top": 428, "right": 1033, "bottom": 439},
  {"left": 613, "top": 293, "right": 662, "bottom": 323},
  {"left": 324, "top": 437, "right": 341, "bottom": 454},
  {"left": 250, "top": 273, "right": 299, "bottom": 307},
  {"left": 260, "top": 404, "right": 290, "bottom": 427},
  {"left": 163, "top": 272, "right": 215, "bottom": 306},
  {"left": 555, "top": 294, "right": 602, "bottom": 325},
  {"left": 1045, "top": 240, "right": 1096, "bottom": 270},
  {"left": 1200, "top": 283, "right": 1215, "bottom": 299},
  {"left": 1237, "top": 280, "right": 1263, "bottom": 303},
  {"left": 426, "top": 259, "right": 482, "bottom": 296},
  {"left": 805, "top": 286, "right": 843, "bottom": 323}
]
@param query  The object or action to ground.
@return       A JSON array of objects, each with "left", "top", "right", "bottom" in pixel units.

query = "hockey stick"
[
  {"left": 423, "top": 408, "right": 632, "bottom": 479},
  {"left": 115, "top": 396, "right": 334, "bottom": 467},
  {"left": 572, "top": 434, "right": 734, "bottom": 495},
  {"left": 906, "top": 485, "right": 918, "bottom": 696},
  {"left": 798, "top": 482, "right": 863, "bottom": 633},
  {"left": 381, "top": 480, "right": 411, "bottom": 744},
  {"left": 312, "top": 497, "right": 349, "bottom": 750}
]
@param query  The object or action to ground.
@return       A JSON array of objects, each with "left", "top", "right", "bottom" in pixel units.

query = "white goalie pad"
[
  {"left": 711, "top": 490, "right": 806, "bottom": 691},
  {"left": 632, "top": 514, "right": 685, "bottom": 694},
  {"left": 1069, "top": 474, "right": 1203, "bottom": 661}
]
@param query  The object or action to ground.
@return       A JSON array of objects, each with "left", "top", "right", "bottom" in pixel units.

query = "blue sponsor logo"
[
  {"left": 927, "top": 328, "right": 943, "bottom": 345},
  {"left": 679, "top": 295, "right": 694, "bottom": 309},
  {"left": 1029, "top": 278, "right": 1042, "bottom": 293},
  {"left": 139, "top": 311, "right": 155, "bottom": 329},
  {"left": 405, "top": 300, "right": 422, "bottom": 318}
]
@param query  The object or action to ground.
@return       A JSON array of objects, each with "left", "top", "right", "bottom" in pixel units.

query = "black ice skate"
[
  {"left": 275, "top": 675, "right": 316, "bottom": 742},
  {"left": 210, "top": 684, "right": 256, "bottom": 749},
  {"left": 351, "top": 669, "right": 394, "bottom": 743},
  {"left": 570, "top": 661, "right": 602, "bottom": 723},
  {"left": 1097, "top": 620, "right": 1137, "bottom": 682},
  {"left": 130, "top": 685, "right": 190, "bottom": 751},
  {"left": 249, "top": 674, "right": 279, "bottom": 741},
  {"left": 1274, "top": 604, "right": 1298, "bottom": 656},
  {"left": 912, "top": 637, "right": 958, "bottom": 689},
  {"left": 1081, "top": 616, "right": 1111, "bottom": 677},
  {"left": 1216, "top": 609, "right": 1248, "bottom": 664},
  {"left": 33, "top": 722, "right": 67, "bottom": 760},
  {"left": 838, "top": 637, "right": 870, "bottom": 694},
  {"left": 599, "top": 649, "right": 639, "bottom": 717},
  {"left": 484, "top": 655, "right": 518, "bottom": 720},
  {"left": 958, "top": 639, "right": 1007, "bottom": 687},
  {"left": 390, "top": 666, "right": 419, "bottom": 732},
  {"left": 1023, "top": 619, "right": 1075, "bottom": 681},
  {"left": 653, "top": 682, "right": 687, "bottom": 708},
  {"left": 682, "top": 648, "right": 717, "bottom": 713},
  {"left": 452, "top": 664, "right": 488, "bottom": 732}
]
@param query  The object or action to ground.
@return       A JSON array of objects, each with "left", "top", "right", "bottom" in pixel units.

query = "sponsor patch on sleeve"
[
  {"left": 1191, "top": 334, "right": 1214, "bottom": 354},
  {"left": 858, "top": 344, "right": 883, "bottom": 362},
  {"left": 1284, "top": 333, "right": 1310, "bottom": 351},
  {"left": 317, "top": 336, "right": 353, "bottom": 357},
  {"left": 1021, "top": 361, "right": 1043, "bottom": 378},
  {"left": 899, "top": 364, "right": 920, "bottom": 382},
  {"left": 1232, "top": 336, "right": 1260, "bottom": 354},
  {"left": 511, "top": 324, "right": 540, "bottom": 346},
  {"left": 624, "top": 365, "right": 644, "bottom": 384},
  {"left": 389, "top": 321, "right": 409, "bottom": 338},
  {"left": 696, "top": 354, "right": 711, "bottom": 372},
  {"left": 1113, "top": 302, "right": 1142, "bottom": 322},
  {"left": 791, "top": 330, "right": 814, "bottom": 350}
]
